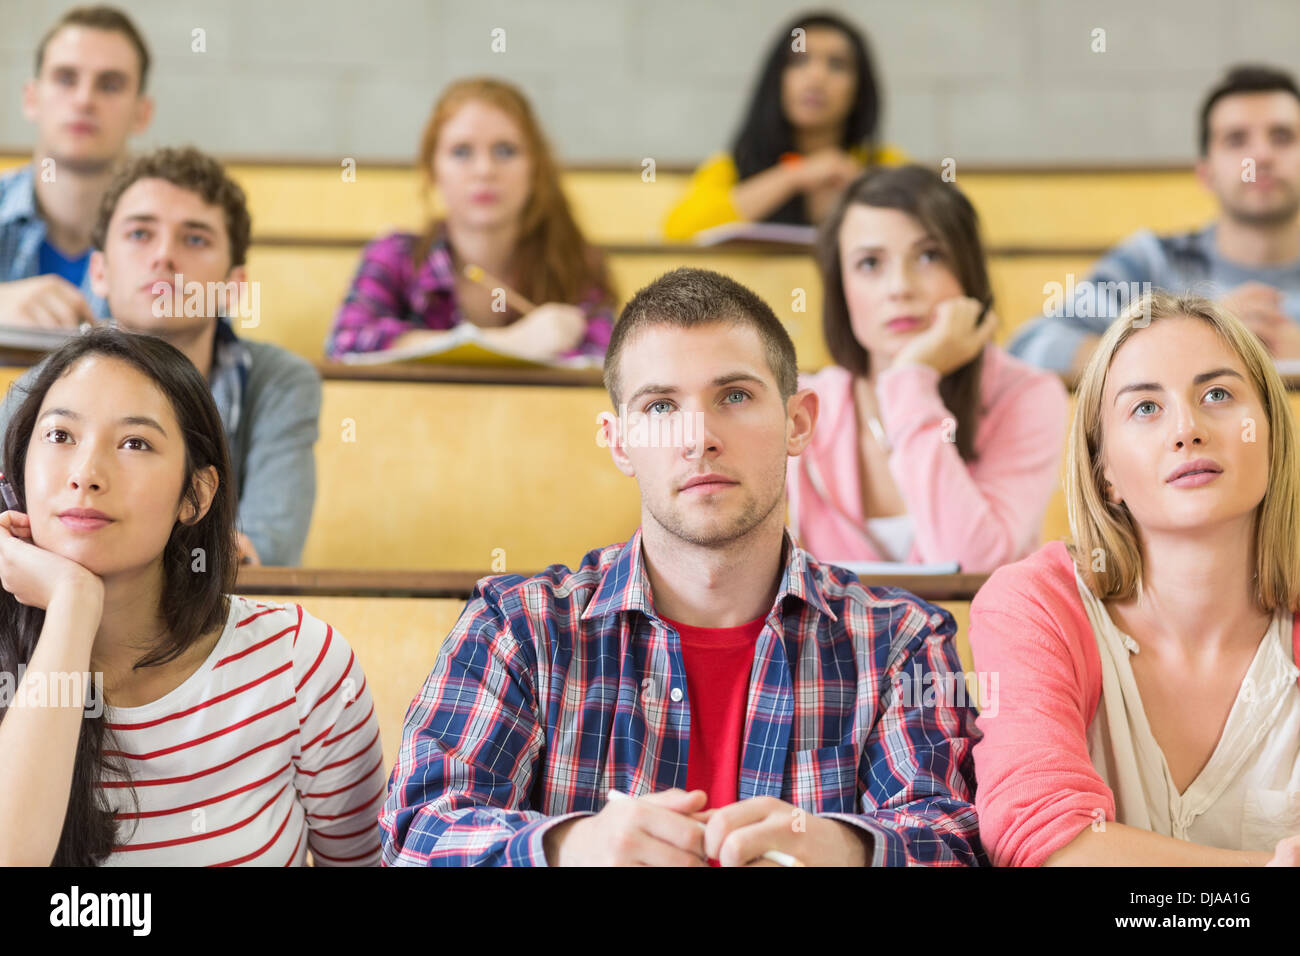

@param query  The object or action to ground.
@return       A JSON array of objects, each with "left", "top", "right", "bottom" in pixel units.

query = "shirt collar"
[
  {"left": 581, "top": 527, "right": 838, "bottom": 624},
  {"left": 212, "top": 315, "right": 252, "bottom": 377},
  {"left": 776, "top": 530, "right": 839, "bottom": 621},
  {"left": 213, "top": 312, "right": 241, "bottom": 350},
  {"left": 0, "top": 165, "right": 38, "bottom": 226}
]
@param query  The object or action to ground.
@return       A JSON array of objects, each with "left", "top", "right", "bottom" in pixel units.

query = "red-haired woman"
[{"left": 325, "top": 77, "right": 616, "bottom": 363}]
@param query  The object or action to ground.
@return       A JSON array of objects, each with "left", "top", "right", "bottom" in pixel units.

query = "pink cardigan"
[
  {"left": 786, "top": 345, "right": 1068, "bottom": 571},
  {"left": 969, "top": 540, "right": 1300, "bottom": 867}
]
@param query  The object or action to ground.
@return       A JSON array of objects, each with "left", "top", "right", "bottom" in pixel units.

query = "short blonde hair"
[{"left": 1066, "top": 290, "right": 1300, "bottom": 611}]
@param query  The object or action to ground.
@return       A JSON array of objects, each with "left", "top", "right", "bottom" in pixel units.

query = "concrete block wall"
[{"left": 2, "top": 0, "right": 1296, "bottom": 166}]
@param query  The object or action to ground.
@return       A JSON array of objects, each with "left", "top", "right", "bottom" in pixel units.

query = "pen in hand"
[
  {"left": 606, "top": 788, "right": 804, "bottom": 867},
  {"left": 0, "top": 474, "right": 22, "bottom": 513}
]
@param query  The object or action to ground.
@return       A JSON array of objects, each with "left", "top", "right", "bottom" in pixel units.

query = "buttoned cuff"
[
  {"left": 505, "top": 811, "right": 594, "bottom": 867},
  {"left": 818, "top": 812, "right": 896, "bottom": 867}
]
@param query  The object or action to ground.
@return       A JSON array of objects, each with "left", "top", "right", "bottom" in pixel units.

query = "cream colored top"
[
  {"left": 1075, "top": 569, "right": 1300, "bottom": 851},
  {"left": 865, "top": 514, "right": 915, "bottom": 563}
]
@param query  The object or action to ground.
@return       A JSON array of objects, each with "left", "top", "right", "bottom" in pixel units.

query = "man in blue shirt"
[
  {"left": 0, "top": 147, "right": 321, "bottom": 567},
  {"left": 1011, "top": 65, "right": 1300, "bottom": 376},
  {"left": 0, "top": 6, "right": 153, "bottom": 327}
]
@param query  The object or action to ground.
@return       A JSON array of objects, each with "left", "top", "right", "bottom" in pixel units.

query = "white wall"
[{"left": 3, "top": 0, "right": 1297, "bottom": 166}]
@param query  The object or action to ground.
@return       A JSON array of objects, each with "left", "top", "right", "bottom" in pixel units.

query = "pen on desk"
[
  {"left": 605, "top": 788, "right": 804, "bottom": 867},
  {"left": 462, "top": 263, "right": 538, "bottom": 314}
]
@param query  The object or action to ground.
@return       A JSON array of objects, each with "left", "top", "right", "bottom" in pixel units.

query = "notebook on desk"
[
  {"left": 0, "top": 323, "right": 80, "bottom": 356},
  {"left": 336, "top": 323, "right": 600, "bottom": 370}
]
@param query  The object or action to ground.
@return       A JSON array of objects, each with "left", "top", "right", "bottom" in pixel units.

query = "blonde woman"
[{"left": 969, "top": 291, "right": 1300, "bottom": 866}]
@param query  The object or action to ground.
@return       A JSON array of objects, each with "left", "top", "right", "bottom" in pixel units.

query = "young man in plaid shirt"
[{"left": 381, "top": 267, "right": 985, "bottom": 866}]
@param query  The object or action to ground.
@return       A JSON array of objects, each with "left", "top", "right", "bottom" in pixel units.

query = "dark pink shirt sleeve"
[
  {"left": 566, "top": 282, "right": 614, "bottom": 360},
  {"left": 967, "top": 556, "right": 1114, "bottom": 867},
  {"left": 325, "top": 234, "right": 424, "bottom": 358}
]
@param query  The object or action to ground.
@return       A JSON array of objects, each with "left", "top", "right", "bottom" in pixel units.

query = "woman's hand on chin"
[
  {"left": 0, "top": 511, "right": 104, "bottom": 612},
  {"left": 892, "top": 296, "right": 998, "bottom": 377}
]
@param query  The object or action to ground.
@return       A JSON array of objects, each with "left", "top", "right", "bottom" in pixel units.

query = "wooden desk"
[
  {"left": 316, "top": 360, "right": 604, "bottom": 388},
  {"left": 5, "top": 350, "right": 1299, "bottom": 394},
  {"left": 318, "top": 360, "right": 1300, "bottom": 394},
  {"left": 237, "top": 566, "right": 486, "bottom": 597},
  {"left": 0, "top": 348, "right": 43, "bottom": 366},
  {"left": 236, "top": 565, "right": 989, "bottom": 602}
]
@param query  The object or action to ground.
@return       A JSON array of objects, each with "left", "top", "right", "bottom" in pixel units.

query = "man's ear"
[
  {"left": 1193, "top": 156, "right": 1212, "bottom": 192},
  {"left": 88, "top": 250, "right": 110, "bottom": 298},
  {"left": 785, "top": 387, "right": 819, "bottom": 457},
  {"left": 178, "top": 465, "right": 219, "bottom": 526},
  {"left": 21, "top": 80, "right": 38, "bottom": 124},
  {"left": 131, "top": 94, "right": 154, "bottom": 135},
  {"left": 598, "top": 409, "right": 636, "bottom": 478},
  {"left": 226, "top": 264, "right": 247, "bottom": 284}
]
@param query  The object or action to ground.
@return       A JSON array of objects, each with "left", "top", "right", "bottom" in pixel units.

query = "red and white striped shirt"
[{"left": 99, "top": 596, "right": 385, "bottom": 866}]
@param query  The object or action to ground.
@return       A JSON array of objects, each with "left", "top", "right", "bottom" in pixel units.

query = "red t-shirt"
[{"left": 663, "top": 613, "right": 766, "bottom": 811}]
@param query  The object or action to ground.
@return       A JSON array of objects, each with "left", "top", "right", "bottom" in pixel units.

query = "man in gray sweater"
[
  {"left": 1010, "top": 65, "right": 1300, "bottom": 376},
  {"left": 0, "top": 146, "right": 320, "bottom": 566}
]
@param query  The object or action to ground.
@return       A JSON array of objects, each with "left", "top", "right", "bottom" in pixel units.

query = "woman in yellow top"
[{"left": 664, "top": 11, "right": 904, "bottom": 240}]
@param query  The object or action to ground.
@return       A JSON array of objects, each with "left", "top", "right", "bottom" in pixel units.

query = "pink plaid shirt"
[{"left": 324, "top": 228, "right": 614, "bottom": 359}]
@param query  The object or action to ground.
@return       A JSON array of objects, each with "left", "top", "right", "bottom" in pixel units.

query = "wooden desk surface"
[
  {"left": 318, "top": 362, "right": 1300, "bottom": 392},
  {"left": 315, "top": 360, "right": 605, "bottom": 387},
  {"left": 4, "top": 347, "right": 1300, "bottom": 393},
  {"left": 236, "top": 566, "right": 990, "bottom": 601}
]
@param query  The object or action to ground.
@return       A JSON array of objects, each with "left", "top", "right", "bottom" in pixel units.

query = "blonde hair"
[{"left": 1066, "top": 290, "right": 1300, "bottom": 612}]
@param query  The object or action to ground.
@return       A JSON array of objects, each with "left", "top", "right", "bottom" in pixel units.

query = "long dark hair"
[
  {"left": 818, "top": 164, "right": 991, "bottom": 462},
  {"left": 732, "top": 10, "right": 880, "bottom": 225},
  {"left": 0, "top": 328, "right": 238, "bottom": 865}
]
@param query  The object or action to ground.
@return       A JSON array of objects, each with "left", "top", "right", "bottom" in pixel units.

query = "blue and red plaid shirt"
[{"left": 380, "top": 529, "right": 985, "bottom": 866}]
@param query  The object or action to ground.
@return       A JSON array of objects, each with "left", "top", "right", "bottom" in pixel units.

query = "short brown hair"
[
  {"left": 35, "top": 5, "right": 151, "bottom": 93},
  {"left": 603, "top": 267, "right": 798, "bottom": 407},
  {"left": 1199, "top": 65, "right": 1300, "bottom": 155},
  {"left": 818, "top": 164, "right": 992, "bottom": 461},
  {"left": 92, "top": 147, "right": 252, "bottom": 268}
]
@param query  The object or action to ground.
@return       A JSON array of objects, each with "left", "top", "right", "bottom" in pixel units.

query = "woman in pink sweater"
[
  {"left": 970, "top": 291, "right": 1300, "bottom": 867},
  {"left": 787, "top": 165, "right": 1067, "bottom": 571}
]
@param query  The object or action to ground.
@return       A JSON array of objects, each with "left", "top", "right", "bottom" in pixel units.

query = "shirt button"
[{"left": 669, "top": 687, "right": 683, "bottom": 702}]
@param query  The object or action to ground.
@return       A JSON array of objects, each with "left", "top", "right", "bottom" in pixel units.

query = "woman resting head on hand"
[
  {"left": 788, "top": 163, "right": 1067, "bottom": 569},
  {"left": 0, "top": 328, "right": 383, "bottom": 866}
]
